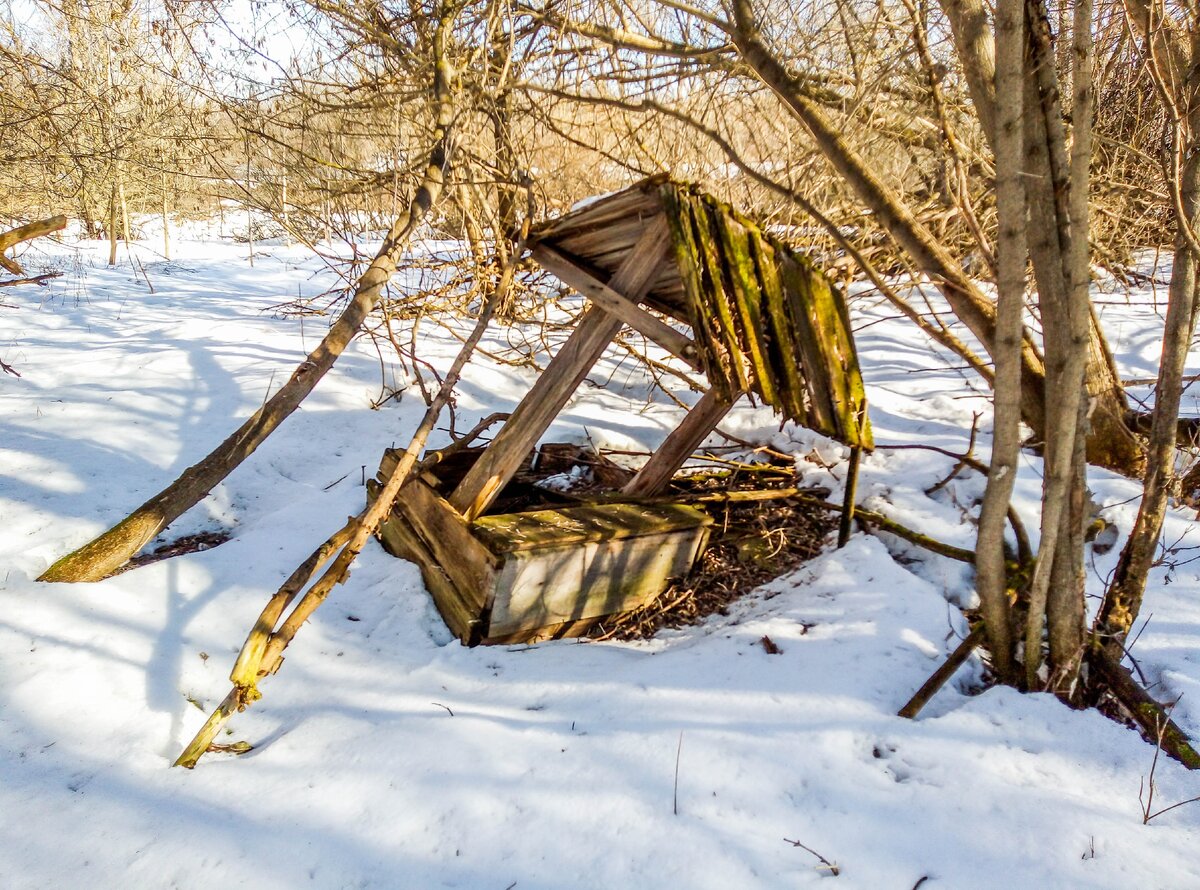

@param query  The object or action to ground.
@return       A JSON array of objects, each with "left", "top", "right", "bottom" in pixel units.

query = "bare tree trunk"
[
  {"left": 973, "top": 0, "right": 1026, "bottom": 683},
  {"left": 118, "top": 178, "right": 130, "bottom": 248},
  {"left": 1045, "top": 0, "right": 1096, "bottom": 689},
  {"left": 107, "top": 181, "right": 118, "bottom": 266},
  {"left": 938, "top": 0, "right": 1142, "bottom": 477},
  {"left": 1098, "top": 23, "right": 1200, "bottom": 642},
  {"left": 161, "top": 165, "right": 170, "bottom": 261},
  {"left": 38, "top": 8, "right": 461, "bottom": 583}
]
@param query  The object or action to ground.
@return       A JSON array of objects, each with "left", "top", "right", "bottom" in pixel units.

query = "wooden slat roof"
[{"left": 529, "top": 176, "right": 873, "bottom": 450}]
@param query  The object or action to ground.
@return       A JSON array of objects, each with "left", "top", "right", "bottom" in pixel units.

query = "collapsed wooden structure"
[{"left": 372, "top": 176, "right": 873, "bottom": 645}]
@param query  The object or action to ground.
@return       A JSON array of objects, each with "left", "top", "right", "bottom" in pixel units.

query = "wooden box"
[{"left": 375, "top": 477, "right": 712, "bottom": 645}]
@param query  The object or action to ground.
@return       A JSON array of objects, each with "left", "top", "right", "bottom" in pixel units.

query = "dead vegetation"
[{"left": 591, "top": 466, "right": 836, "bottom": 641}]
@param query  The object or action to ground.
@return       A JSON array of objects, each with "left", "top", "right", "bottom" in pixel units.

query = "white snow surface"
[{"left": 2, "top": 238, "right": 1199, "bottom": 888}]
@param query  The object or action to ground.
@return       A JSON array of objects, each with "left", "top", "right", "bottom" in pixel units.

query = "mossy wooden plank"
[
  {"left": 689, "top": 199, "right": 750, "bottom": 393},
  {"left": 686, "top": 199, "right": 748, "bottom": 393},
  {"left": 713, "top": 212, "right": 779, "bottom": 408},
  {"left": 802, "top": 264, "right": 873, "bottom": 448},
  {"left": 660, "top": 187, "right": 733, "bottom": 398},
  {"left": 472, "top": 502, "right": 712, "bottom": 553},
  {"left": 777, "top": 255, "right": 838, "bottom": 434},
  {"left": 752, "top": 230, "right": 810, "bottom": 422}
]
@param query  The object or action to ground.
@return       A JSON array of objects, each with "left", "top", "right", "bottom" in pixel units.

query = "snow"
[{"left": 2, "top": 237, "right": 1199, "bottom": 888}]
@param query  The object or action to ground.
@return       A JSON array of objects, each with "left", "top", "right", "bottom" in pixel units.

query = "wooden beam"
[
  {"left": 622, "top": 387, "right": 737, "bottom": 497},
  {"left": 449, "top": 217, "right": 673, "bottom": 520},
  {"left": 531, "top": 242, "right": 702, "bottom": 370}
]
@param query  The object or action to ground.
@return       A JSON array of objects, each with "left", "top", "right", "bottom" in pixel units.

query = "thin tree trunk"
[
  {"left": 118, "top": 178, "right": 130, "bottom": 247},
  {"left": 1022, "top": 0, "right": 1090, "bottom": 689},
  {"left": 161, "top": 165, "right": 171, "bottom": 261},
  {"left": 38, "top": 13, "right": 460, "bottom": 584},
  {"left": 938, "top": 0, "right": 1143, "bottom": 477},
  {"left": 107, "top": 181, "right": 118, "bottom": 266},
  {"left": 1044, "top": 0, "right": 1096, "bottom": 689},
  {"left": 974, "top": 0, "right": 1026, "bottom": 684},
  {"left": 1098, "top": 26, "right": 1200, "bottom": 641}
]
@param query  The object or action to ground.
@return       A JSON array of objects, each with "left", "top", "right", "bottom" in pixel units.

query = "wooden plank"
[
  {"left": 449, "top": 217, "right": 673, "bottom": 520},
  {"left": 532, "top": 181, "right": 664, "bottom": 240},
  {"left": 396, "top": 477, "right": 497, "bottom": 601},
  {"left": 689, "top": 198, "right": 751, "bottom": 393},
  {"left": 480, "top": 615, "right": 599, "bottom": 646},
  {"left": 377, "top": 510, "right": 482, "bottom": 644},
  {"left": 753, "top": 230, "right": 813, "bottom": 423},
  {"left": 778, "top": 254, "right": 840, "bottom": 435},
  {"left": 553, "top": 215, "right": 652, "bottom": 258},
  {"left": 472, "top": 502, "right": 712, "bottom": 553},
  {"left": 486, "top": 523, "right": 710, "bottom": 639},
  {"left": 801, "top": 262, "right": 874, "bottom": 448},
  {"left": 661, "top": 188, "right": 734, "bottom": 397},
  {"left": 531, "top": 243, "right": 701, "bottom": 369},
  {"left": 622, "top": 387, "right": 737, "bottom": 497},
  {"left": 714, "top": 212, "right": 779, "bottom": 408}
]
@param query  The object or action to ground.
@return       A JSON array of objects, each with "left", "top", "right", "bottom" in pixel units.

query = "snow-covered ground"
[{"left": 2, "top": 234, "right": 1199, "bottom": 888}]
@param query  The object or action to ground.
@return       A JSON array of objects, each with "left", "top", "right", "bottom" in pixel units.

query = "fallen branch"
[
  {"left": 0, "top": 215, "right": 67, "bottom": 276},
  {"left": 38, "top": 113, "right": 455, "bottom": 583},
  {"left": 175, "top": 216, "right": 529, "bottom": 769},
  {"left": 898, "top": 625, "right": 986, "bottom": 719},
  {"left": 1090, "top": 642, "right": 1200, "bottom": 770},
  {"left": 0, "top": 272, "right": 62, "bottom": 288}
]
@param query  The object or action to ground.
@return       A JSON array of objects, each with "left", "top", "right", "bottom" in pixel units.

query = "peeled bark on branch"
[{"left": 38, "top": 35, "right": 458, "bottom": 584}]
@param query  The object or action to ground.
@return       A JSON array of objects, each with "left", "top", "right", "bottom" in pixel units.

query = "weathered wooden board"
[
  {"left": 394, "top": 478, "right": 498, "bottom": 601},
  {"left": 530, "top": 243, "right": 701, "bottom": 368},
  {"left": 449, "top": 217, "right": 673, "bottom": 521},
  {"left": 377, "top": 509, "right": 484, "bottom": 644},
  {"left": 485, "top": 516, "right": 711, "bottom": 640},
  {"left": 622, "top": 387, "right": 736, "bottom": 497},
  {"left": 473, "top": 502, "right": 712, "bottom": 552}
]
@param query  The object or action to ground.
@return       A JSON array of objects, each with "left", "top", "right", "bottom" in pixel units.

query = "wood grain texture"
[
  {"left": 622, "top": 388, "right": 736, "bottom": 497},
  {"left": 449, "top": 217, "right": 673, "bottom": 520},
  {"left": 531, "top": 242, "right": 700, "bottom": 367}
]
